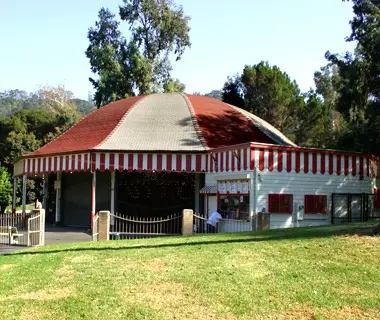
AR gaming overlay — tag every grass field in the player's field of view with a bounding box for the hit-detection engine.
[0,223,379,320]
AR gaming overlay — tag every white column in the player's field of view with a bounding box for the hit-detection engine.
[12,177,17,213]
[194,173,200,213]
[22,174,27,213]
[91,171,96,227]
[55,172,61,224]
[249,167,258,231]
[110,171,115,228]
[42,173,48,209]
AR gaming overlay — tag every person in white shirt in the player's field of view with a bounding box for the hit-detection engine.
[207,209,223,233]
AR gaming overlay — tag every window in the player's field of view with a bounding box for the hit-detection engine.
[218,195,250,220]
[268,194,293,213]
[304,195,328,214]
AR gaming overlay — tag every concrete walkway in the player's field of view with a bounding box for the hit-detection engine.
[45,225,92,245]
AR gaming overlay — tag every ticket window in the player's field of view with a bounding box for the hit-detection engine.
[218,194,250,220]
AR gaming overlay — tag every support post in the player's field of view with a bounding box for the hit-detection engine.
[194,173,200,214]
[42,173,48,209]
[91,170,96,227]
[182,209,194,235]
[249,167,257,231]
[12,177,17,214]
[22,174,27,213]
[110,171,115,230]
[55,172,61,224]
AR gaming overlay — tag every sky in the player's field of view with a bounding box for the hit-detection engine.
[0,0,356,100]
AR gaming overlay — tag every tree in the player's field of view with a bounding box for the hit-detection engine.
[119,0,191,94]
[222,74,245,108]
[163,78,185,93]
[72,98,95,115]
[86,1,191,107]
[0,165,12,213]
[204,90,222,100]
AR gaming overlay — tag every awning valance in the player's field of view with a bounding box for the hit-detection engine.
[199,185,217,194]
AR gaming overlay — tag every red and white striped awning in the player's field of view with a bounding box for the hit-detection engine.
[22,152,207,175]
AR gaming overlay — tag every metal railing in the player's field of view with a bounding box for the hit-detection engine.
[0,210,44,247]
[193,213,254,234]
[109,212,182,240]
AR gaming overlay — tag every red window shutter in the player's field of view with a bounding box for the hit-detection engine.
[280,194,293,213]
[304,195,315,214]
[321,195,328,214]
[374,189,380,209]
[269,194,280,213]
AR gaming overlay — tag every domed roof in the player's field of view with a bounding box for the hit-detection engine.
[28,93,295,157]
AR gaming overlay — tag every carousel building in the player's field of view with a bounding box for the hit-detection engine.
[12,93,378,229]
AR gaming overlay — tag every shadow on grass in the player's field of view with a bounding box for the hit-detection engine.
[5,223,377,257]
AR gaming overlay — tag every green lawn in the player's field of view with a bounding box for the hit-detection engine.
[0,223,379,320]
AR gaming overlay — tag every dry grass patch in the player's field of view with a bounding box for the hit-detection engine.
[0,264,13,271]
[67,254,96,264]
[4,287,74,301]
[283,305,380,320]
[124,258,166,271]
[19,308,53,320]
[122,282,237,320]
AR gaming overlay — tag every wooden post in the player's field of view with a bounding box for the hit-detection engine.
[22,174,27,213]
[55,172,61,224]
[12,177,17,213]
[91,171,96,227]
[182,209,193,235]
[98,210,110,241]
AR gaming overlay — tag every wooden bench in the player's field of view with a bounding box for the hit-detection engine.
[0,226,24,245]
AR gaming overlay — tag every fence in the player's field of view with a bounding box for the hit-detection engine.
[109,212,182,240]
[0,210,45,247]
[331,193,380,224]
[193,213,255,234]
[92,214,99,241]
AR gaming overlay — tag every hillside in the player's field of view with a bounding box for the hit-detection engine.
[0,223,379,320]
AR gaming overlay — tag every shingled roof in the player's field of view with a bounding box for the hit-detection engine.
[26,93,296,157]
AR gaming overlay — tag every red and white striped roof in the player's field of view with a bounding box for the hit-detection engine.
[25,93,295,158]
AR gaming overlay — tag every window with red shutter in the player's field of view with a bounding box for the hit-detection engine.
[374,189,380,208]
[304,195,328,214]
[268,194,293,213]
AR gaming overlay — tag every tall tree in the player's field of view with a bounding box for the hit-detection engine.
[119,0,191,94]
[87,1,191,107]
[0,165,12,213]
[163,78,186,93]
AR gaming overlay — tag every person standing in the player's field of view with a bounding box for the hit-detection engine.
[207,209,222,233]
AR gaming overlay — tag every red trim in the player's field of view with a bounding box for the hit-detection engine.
[312,153,317,174]
[344,155,349,176]
[118,154,124,172]
[352,155,356,176]
[286,151,292,172]
[336,155,341,175]
[91,153,96,172]
[304,152,309,174]
[54,156,58,172]
[109,153,115,171]
[304,195,327,214]
[99,153,105,172]
[295,151,300,173]
[236,151,241,171]
[320,154,325,174]
[250,149,254,170]
[71,155,75,172]
[176,155,182,172]
[259,149,265,171]
[157,154,163,171]
[186,155,192,172]
[196,154,202,172]
[43,158,47,173]
[359,156,364,178]
[268,150,274,172]
[328,154,333,175]
[231,152,235,172]
[277,150,283,172]
[220,152,224,172]
[78,155,82,171]
[137,154,143,172]
[243,148,248,170]
[147,154,153,171]
[167,154,172,171]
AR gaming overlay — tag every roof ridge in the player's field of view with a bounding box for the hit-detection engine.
[227,104,297,147]
[181,93,209,151]
[93,95,149,150]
